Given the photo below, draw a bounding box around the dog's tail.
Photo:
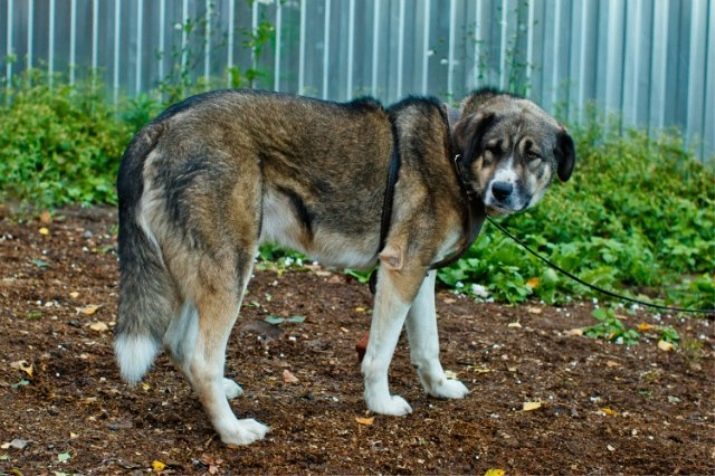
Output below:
[114,123,173,385]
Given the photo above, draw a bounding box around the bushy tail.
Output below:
[115,123,173,385]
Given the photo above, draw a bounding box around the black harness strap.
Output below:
[369,121,402,294]
[368,130,485,294]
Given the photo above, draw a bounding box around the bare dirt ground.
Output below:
[1,207,714,475]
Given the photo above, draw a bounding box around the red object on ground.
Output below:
[356,332,370,363]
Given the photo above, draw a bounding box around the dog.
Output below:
[115,87,575,446]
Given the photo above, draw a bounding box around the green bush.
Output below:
[0,72,133,207]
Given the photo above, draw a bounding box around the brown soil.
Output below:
[1,207,714,475]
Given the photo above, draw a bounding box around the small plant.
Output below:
[584,308,641,346]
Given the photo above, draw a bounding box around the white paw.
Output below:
[428,378,469,399]
[220,418,269,447]
[223,378,244,400]
[367,394,413,416]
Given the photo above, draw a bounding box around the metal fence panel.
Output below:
[1,0,713,160]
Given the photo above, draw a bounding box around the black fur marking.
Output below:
[277,185,314,239]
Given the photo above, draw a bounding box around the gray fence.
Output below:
[1,0,713,160]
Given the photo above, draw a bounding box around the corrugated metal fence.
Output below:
[1,0,713,160]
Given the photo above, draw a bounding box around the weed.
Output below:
[584,308,641,346]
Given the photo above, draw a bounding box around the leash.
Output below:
[487,217,715,315]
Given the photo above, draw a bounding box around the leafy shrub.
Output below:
[0,72,133,207]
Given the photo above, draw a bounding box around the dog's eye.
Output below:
[526,151,541,161]
[485,143,501,155]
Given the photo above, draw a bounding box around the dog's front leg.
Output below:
[362,245,425,416]
[406,270,469,399]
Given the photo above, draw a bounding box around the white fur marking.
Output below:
[163,300,199,368]
[362,268,414,416]
[114,334,160,384]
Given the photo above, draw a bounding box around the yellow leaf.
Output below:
[355,416,374,426]
[69,291,80,299]
[526,277,540,289]
[526,305,542,314]
[282,369,299,383]
[522,401,542,411]
[89,322,108,332]
[637,322,653,332]
[10,360,33,377]
[39,227,49,236]
[658,340,674,352]
[565,328,583,336]
[507,321,522,328]
[484,469,506,476]
[600,407,618,416]
[444,370,459,379]
[79,305,101,316]
[152,460,166,472]
[141,383,151,391]
[354,306,367,314]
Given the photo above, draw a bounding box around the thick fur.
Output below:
[115,88,574,446]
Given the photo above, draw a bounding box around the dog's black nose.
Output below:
[491,181,513,201]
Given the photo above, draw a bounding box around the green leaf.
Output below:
[264,315,285,325]
[57,452,71,463]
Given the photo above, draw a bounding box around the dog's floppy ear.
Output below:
[453,112,497,161]
[555,129,576,182]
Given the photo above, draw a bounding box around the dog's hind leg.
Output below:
[405,270,469,399]
[182,250,267,446]
[164,300,244,401]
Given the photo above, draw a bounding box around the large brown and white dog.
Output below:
[115,88,575,446]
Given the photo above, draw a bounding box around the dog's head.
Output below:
[451,89,575,215]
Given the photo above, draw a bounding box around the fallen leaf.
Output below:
[79,305,101,316]
[31,259,49,269]
[565,328,583,336]
[39,211,52,224]
[484,469,506,476]
[522,401,543,411]
[7,439,27,450]
[0,454,8,461]
[600,407,618,416]
[282,369,299,383]
[39,227,49,236]
[526,277,540,289]
[89,322,108,332]
[607,444,616,452]
[355,416,374,426]
[442,297,456,304]
[354,306,367,314]
[286,315,305,323]
[57,452,71,463]
[69,291,79,299]
[473,366,492,374]
[605,360,621,368]
[10,360,33,378]
[69,432,78,439]
[444,370,459,379]
[507,321,522,328]
[527,306,542,314]
[141,383,151,391]
[264,315,285,325]
[152,460,166,472]
[658,340,674,352]
[637,322,653,332]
